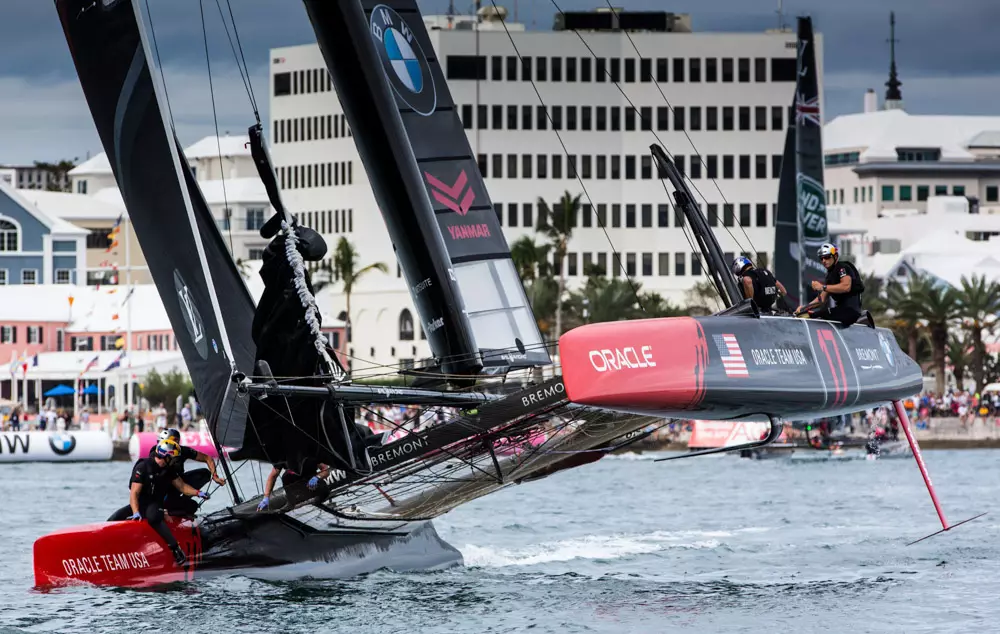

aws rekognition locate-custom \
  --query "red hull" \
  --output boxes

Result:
[33,518,201,588]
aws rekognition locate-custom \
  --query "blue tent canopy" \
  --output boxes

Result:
[82,384,102,395]
[44,385,75,397]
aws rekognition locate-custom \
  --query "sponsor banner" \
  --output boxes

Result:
[0,431,112,463]
[128,430,230,461]
[688,420,787,449]
[559,317,706,411]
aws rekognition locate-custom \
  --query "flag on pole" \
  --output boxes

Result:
[104,351,126,372]
[32,353,39,367]
[20,350,28,375]
[8,350,16,377]
[80,355,99,376]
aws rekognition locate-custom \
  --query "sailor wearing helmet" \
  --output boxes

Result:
[731,256,788,314]
[796,243,867,327]
[149,428,226,516]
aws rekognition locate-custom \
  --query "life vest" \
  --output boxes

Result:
[744,267,779,311]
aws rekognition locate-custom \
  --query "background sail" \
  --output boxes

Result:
[773,125,800,305]
[359,0,550,370]
[56,0,256,448]
[793,16,830,301]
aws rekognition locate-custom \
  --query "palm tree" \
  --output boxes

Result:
[684,279,724,316]
[331,237,388,343]
[536,191,581,343]
[954,274,1000,390]
[900,273,961,395]
[637,291,688,318]
[946,332,972,392]
[885,279,923,361]
[564,275,644,329]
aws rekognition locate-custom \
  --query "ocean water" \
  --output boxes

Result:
[2,449,998,633]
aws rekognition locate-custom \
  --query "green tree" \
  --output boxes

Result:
[34,159,76,192]
[536,191,581,343]
[139,368,193,416]
[946,332,972,392]
[885,278,924,361]
[954,274,1000,390]
[564,275,645,329]
[331,237,388,343]
[509,235,555,333]
[900,273,961,395]
[637,291,688,318]
[684,279,724,316]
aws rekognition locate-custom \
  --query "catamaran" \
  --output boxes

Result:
[34,1,959,588]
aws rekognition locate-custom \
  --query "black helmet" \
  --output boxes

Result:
[158,428,181,443]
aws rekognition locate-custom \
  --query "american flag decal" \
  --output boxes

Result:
[795,94,821,127]
[713,334,749,378]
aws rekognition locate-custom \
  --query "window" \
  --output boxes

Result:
[658,253,670,275]
[507,154,517,178]
[625,204,636,228]
[595,106,607,131]
[641,204,652,227]
[673,107,685,131]
[899,185,913,202]
[274,72,291,96]
[897,148,941,162]
[690,107,701,131]
[582,106,592,130]
[507,203,518,227]
[641,155,652,180]
[0,219,18,251]
[552,155,562,178]
[610,155,620,179]
[625,156,636,180]
[738,106,750,131]
[612,204,621,228]
[567,252,578,276]
[446,55,486,80]
[536,56,547,81]
[595,58,606,82]
[625,108,635,131]
[739,204,751,227]
[738,155,750,179]
[521,56,532,81]
[537,105,548,130]
[723,155,734,179]
[537,155,548,179]
[672,58,685,82]
[522,203,533,227]
[754,106,767,131]
[610,58,620,82]
[675,155,686,177]
[581,204,592,227]
[0,269,6,285]
[639,106,651,131]
[596,253,607,276]
[552,57,562,81]
[882,185,895,202]
[738,58,750,82]
[580,155,590,179]
[690,156,702,179]
[689,58,701,82]
[491,104,502,130]
[755,155,767,179]
[0,325,13,343]
[771,57,796,81]
[491,56,502,80]
[610,107,620,131]
[987,186,999,202]
[690,253,703,276]
[706,107,718,131]
[658,204,669,227]
[707,203,718,227]
[505,105,517,130]
[934,185,948,196]
[76,180,88,194]
[722,107,734,131]
[506,55,518,80]
[723,204,735,227]
[461,104,473,129]
[705,57,717,82]
[754,57,767,82]
[21,269,37,284]
[245,207,266,231]
[657,107,669,130]
[399,309,414,340]
[722,58,734,82]
[642,253,653,276]
[566,56,577,81]
[581,57,592,81]
[55,269,71,284]
[625,253,636,277]
[772,154,783,179]
[596,155,607,179]
[756,203,767,227]
[492,154,503,178]
[478,154,487,178]
[522,154,533,178]
[567,106,577,130]
[597,204,607,227]
[477,105,487,129]
[624,58,635,82]
[707,155,718,179]
[675,253,686,276]
[552,105,563,130]
[640,58,651,82]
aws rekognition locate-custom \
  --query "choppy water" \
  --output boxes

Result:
[2,449,998,633]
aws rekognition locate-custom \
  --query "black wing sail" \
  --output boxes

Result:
[773,120,800,305]
[56,0,255,448]
[303,0,550,374]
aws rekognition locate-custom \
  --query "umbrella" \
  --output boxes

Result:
[82,384,102,395]
[43,385,75,397]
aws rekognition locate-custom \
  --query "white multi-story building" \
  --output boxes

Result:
[269,9,816,371]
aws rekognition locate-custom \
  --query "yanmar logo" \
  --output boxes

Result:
[425,170,475,216]
[588,346,656,372]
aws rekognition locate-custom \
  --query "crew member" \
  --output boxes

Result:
[150,428,226,516]
[108,439,210,565]
[795,243,864,327]
[256,459,331,512]
[731,256,788,313]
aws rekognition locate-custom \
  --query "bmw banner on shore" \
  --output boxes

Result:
[0,431,113,463]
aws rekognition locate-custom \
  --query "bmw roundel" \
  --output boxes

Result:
[878,331,897,374]
[49,432,77,456]
[370,4,437,117]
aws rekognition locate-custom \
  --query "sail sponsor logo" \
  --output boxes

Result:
[413,278,433,294]
[370,4,437,116]
[371,436,429,468]
[587,346,656,373]
[520,381,566,408]
[750,348,808,366]
[424,317,444,333]
[447,223,491,240]
[173,270,209,360]
[425,170,476,216]
[61,551,150,577]
[48,432,76,456]
[796,174,827,244]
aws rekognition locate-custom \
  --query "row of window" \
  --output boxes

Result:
[446,55,797,85]
[880,184,972,203]
[525,249,767,278]
[273,114,352,144]
[293,209,355,235]
[492,201,775,229]
[273,68,332,97]
[0,269,72,285]
[67,334,179,352]
[477,152,785,182]
[277,162,354,190]
[0,325,44,345]
[218,208,267,233]
[461,103,791,134]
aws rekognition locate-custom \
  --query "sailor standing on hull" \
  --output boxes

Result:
[731,256,789,314]
[107,439,210,565]
[796,243,867,327]
[257,458,332,512]
[149,428,226,516]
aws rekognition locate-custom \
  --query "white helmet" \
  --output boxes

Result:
[158,428,181,443]
[817,243,838,259]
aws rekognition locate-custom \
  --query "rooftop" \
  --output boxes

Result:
[68,153,112,176]
[197,178,269,206]
[184,134,251,160]
[18,189,125,222]
[0,181,88,236]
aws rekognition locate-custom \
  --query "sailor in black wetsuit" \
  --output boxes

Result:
[149,428,226,516]
[256,458,331,512]
[107,439,210,565]
[796,243,865,327]
[731,256,788,314]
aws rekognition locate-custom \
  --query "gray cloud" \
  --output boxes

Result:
[0,0,996,164]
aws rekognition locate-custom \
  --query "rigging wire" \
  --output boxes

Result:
[489,0,646,314]
[199,0,235,254]
[214,0,259,122]
[547,0,760,260]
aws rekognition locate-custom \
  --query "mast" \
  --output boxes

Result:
[650,145,740,308]
[884,11,903,110]
[793,39,805,306]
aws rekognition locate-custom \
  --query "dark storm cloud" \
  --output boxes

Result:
[0,0,996,164]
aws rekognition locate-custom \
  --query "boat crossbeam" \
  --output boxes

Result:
[654,415,784,462]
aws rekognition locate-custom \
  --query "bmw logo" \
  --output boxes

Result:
[49,432,77,456]
[370,4,437,116]
[878,332,897,375]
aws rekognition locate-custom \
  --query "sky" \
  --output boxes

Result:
[0,0,997,165]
